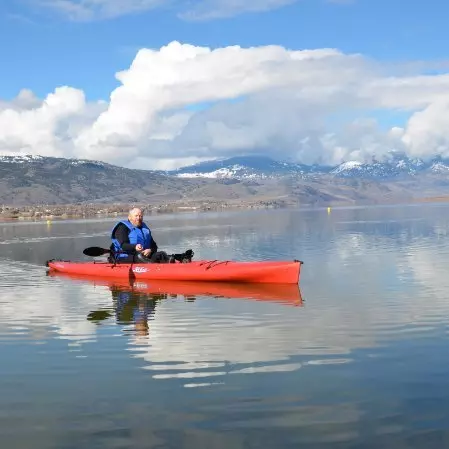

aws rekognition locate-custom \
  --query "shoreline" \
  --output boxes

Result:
[0,199,298,223]
[1,195,448,223]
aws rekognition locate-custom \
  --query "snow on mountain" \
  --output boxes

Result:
[168,152,449,181]
[0,154,44,163]
[168,155,332,180]
[431,162,449,173]
[330,153,431,179]
[0,154,105,167]
[176,165,265,179]
[330,161,363,174]
[3,152,449,182]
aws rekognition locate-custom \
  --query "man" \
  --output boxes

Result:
[110,207,161,263]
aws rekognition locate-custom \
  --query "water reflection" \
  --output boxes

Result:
[48,271,303,337]
[2,204,449,266]
[43,271,305,387]
[4,205,449,447]
[89,287,161,337]
[48,271,303,304]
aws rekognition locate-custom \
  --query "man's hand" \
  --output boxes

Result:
[141,249,152,257]
[135,244,143,252]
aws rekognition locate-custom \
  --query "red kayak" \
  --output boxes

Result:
[46,258,303,284]
[47,271,304,306]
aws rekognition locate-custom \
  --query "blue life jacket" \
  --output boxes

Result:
[111,220,152,259]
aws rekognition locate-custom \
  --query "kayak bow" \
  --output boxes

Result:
[46,258,303,284]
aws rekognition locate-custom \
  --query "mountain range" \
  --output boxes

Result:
[1,152,449,207]
[166,152,449,180]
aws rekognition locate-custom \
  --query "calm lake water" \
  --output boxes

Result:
[2,204,449,448]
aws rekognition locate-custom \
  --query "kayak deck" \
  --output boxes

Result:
[46,259,303,284]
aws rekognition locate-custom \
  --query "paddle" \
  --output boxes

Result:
[83,246,111,257]
[82,246,195,262]
[87,309,114,322]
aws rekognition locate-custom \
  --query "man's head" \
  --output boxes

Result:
[128,207,143,227]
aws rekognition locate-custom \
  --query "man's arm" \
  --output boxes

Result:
[150,238,158,253]
[113,223,136,253]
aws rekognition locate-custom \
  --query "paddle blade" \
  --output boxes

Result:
[83,246,111,257]
[87,309,113,323]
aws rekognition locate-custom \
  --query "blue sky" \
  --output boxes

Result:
[2,0,449,101]
[2,0,449,169]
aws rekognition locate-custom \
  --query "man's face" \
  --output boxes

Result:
[129,209,143,227]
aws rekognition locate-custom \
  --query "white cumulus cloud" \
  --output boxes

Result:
[2,41,449,169]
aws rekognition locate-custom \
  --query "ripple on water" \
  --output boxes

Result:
[0,261,113,344]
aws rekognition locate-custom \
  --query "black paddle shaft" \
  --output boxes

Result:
[82,246,194,262]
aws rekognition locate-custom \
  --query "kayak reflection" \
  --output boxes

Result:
[47,270,303,305]
[47,271,303,336]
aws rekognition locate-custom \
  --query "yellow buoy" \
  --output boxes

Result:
[327,207,331,214]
